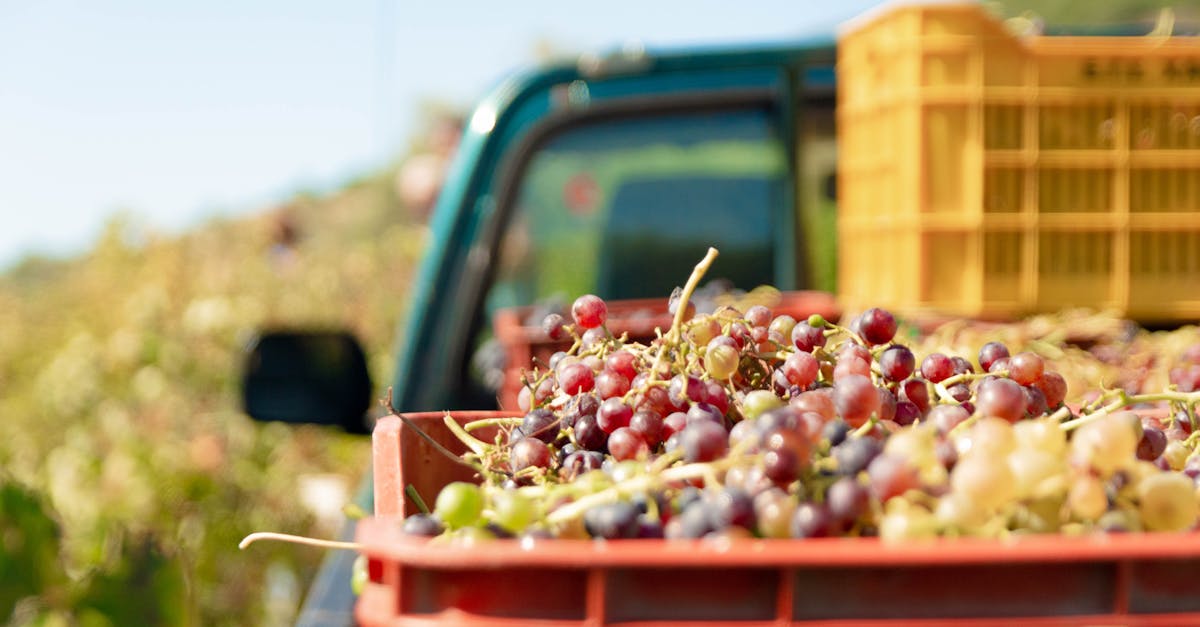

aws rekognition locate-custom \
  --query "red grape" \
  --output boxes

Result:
[629,410,664,448]
[557,362,594,394]
[745,305,772,328]
[791,322,826,353]
[975,377,1026,423]
[605,350,637,380]
[866,454,920,502]
[782,352,819,388]
[1009,352,1045,386]
[978,341,1010,373]
[920,353,954,383]
[834,374,881,426]
[901,378,931,413]
[597,398,633,433]
[879,345,916,382]
[792,388,836,421]
[594,371,630,400]
[510,437,551,471]
[1035,371,1068,408]
[607,427,649,461]
[571,294,607,329]
[858,308,897,345]
[542,313,568,341]
[680,421,728,463]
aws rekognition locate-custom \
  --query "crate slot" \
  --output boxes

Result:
[984,105,1024,150]
[922,106,970,213]
[1038,169,1114,213]
[1131,168,1200,212]
[792,563,1116,620]
[1037,231,1115,308]
[1130,104,1200,150]
[605,568,779,623]
[923,52,972,87]
[982,229,1022,303]
[1130,230,1200,306]
[984,167,1023,212]
[1129,558,1200,614]
[402,567,588,620]
[1039,103,1116,150]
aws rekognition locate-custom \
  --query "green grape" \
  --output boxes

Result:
[1013,418,1066,456]
[1162,440,1190,471]
[434,482,484,529]
[958,417,1016,460]
[1068,474,1108,521]
[950,455,1015,512]
[704,343,739,380]
[687,315,721,346]
[490,490,536,534]
[351,554,368,596]
[768,315,797,342]
[1007,448,1063,500]
[934,493,987,533]
[752,489,795,539]
[741,390,784,420]
[879,502,937,541]
[1137,472,1199,532]
[1070,415,1138,476]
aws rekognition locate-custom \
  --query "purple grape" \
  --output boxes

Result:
[680,421,728,463]
[519,408,559,444]
[791,322,826,353]
[583,502,639,539]
[402,513,445,536]
[878,345,916,382]
[858,308,897,345]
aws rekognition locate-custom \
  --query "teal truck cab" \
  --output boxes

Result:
[242,36,840,625]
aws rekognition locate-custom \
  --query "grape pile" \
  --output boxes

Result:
[402,251,1200,542]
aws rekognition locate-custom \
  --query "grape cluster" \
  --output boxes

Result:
[403,264,1200,542]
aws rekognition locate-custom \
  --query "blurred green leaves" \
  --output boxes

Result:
[0,166,424,624]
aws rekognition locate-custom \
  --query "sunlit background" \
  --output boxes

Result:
[0,1,1189,625]
[0,0,890,269]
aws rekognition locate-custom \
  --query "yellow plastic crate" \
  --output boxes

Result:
[837,3,1200,322]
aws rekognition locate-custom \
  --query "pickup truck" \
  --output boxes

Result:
[242,35,841,625]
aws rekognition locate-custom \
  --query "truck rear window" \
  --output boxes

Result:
[486,106,789,314]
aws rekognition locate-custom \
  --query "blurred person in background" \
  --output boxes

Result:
[395,112,464,222]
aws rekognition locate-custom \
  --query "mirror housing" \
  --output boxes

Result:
[241,330,373,434]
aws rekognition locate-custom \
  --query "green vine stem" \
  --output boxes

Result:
[1059,389,1200,432]
[239,532,362,552]
[443,412,490,456]
[651,247,719,378]
[464,417,524,432]
[545,456,738,526]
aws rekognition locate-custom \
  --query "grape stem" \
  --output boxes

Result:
[442,412,489,456]
[464,417,523,431]
[239,532,363,552]
[849,416,878,439]
[545,457,736,525]
[383,389,488,475]
[932,371,1003,404]
[1059,389,1200,432]
[652,247,719,378]
[406,485,431,514]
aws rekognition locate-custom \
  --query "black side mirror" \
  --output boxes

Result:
[241,330,373,434]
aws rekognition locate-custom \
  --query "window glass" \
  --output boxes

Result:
[466,106,789,408]
[486,107,789,315]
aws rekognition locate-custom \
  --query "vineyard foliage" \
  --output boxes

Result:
[0,168,424,625]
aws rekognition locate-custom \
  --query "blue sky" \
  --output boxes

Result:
[0,0,883,268]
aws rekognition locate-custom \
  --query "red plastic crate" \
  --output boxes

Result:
[358,411,1200,626]
[491,291,842,411]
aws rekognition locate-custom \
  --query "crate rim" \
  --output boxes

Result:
[356,515,1200,569]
